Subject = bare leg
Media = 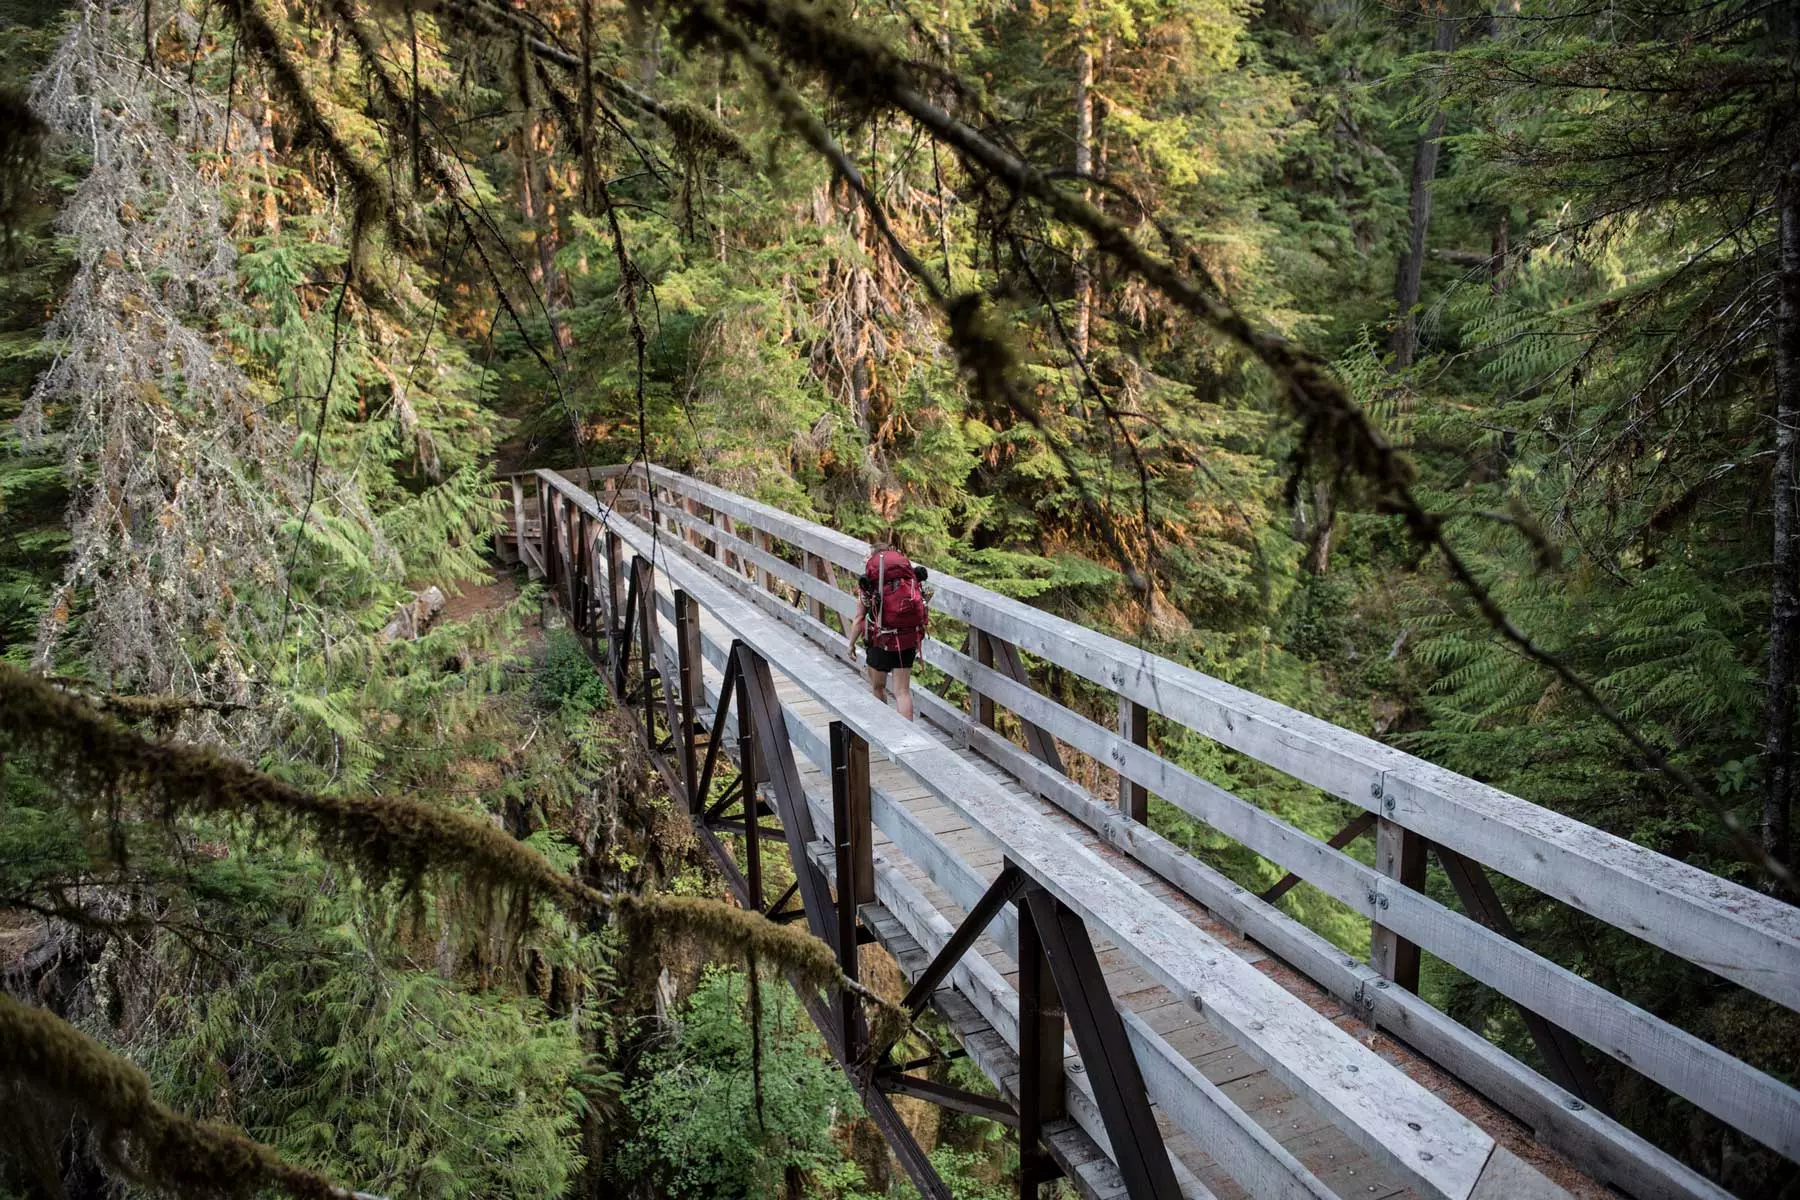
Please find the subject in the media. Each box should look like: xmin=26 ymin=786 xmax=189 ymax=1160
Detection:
xmin=866 ymin=666 xmax=889 ymax=706
xmin=891 ymin=667 xmax=915 ymax=721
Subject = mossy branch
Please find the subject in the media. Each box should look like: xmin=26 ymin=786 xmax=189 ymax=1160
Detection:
xmin=0 ymin=994 xmax=383 ymax=1200
xmin=674 ymin=0 xmax=1789 ymax=888
xmin=0 ymin=665 xmax=920 ymax=1067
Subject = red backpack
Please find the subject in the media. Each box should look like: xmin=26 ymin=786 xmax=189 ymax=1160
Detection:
xmin=863 ymin=549 xmax=928 ymax=652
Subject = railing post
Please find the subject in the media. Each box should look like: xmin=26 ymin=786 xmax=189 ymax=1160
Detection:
xmin=633 ymin=555 xmax=659 ymax=746
xmin=675 ymin=590 xmax=702 ymax=806
xmin=538 ymin=479 xmax=555 ymax=588
xmin=574 ymin=511 xmax=593 ymax=635
xmin=1371 ymin=811 xmax=1426 ymax=992
xmin=971 ymin=630 xmax=996 ymax=730
xmin=754 ymin=528 xmax=778 ymax=594
xmin=505 ymin=475 xmax=526 ymax=565
xmin=805 ymin=552 xmax=831 ymax=626
xmin=1118 ymin=696 xmax=1149 ymax=823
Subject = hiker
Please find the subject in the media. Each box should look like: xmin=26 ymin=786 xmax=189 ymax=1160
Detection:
xmin=845 ymin=537 xmax=929 ymax=721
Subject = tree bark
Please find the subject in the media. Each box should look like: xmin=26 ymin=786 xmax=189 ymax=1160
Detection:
xmin=1072 ymin=17 xmax=1095 ymax=358
xmin=518 ymin=119 xmax=568 ymax=352
xmin=1762 ymin=167 xmax=1800 ymax=884
xmin=1389 ymin=8 xmax=1457 ymax=369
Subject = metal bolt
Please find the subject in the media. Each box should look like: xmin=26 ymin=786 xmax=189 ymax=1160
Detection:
xmin=1419 ymin=1152 xmax=1434 ymax=1162
xmin=1567 ymin=1099 xmax=1586 ymax=1112
xmin=1370 ymin=780 xmax=1383 ymax=798
xmin=1383 ymin=795 xmax=1396 ymax=814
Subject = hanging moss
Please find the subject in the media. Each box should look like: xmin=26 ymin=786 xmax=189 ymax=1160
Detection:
xmin=0 ymin=995 xmax=360 ymax=1199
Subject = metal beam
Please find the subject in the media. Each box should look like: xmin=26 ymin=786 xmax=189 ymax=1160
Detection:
xmin=900 ymin=864 xmax=1027 ymax=1015
xmin=1025 ymin=886 xmax=1180 ymax=1198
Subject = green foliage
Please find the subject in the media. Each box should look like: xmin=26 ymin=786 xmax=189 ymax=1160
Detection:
xmin=139 ymin=873 xmax=596 ymax=1199
xmin=615 ymin=968 xmax=859 ymax=1199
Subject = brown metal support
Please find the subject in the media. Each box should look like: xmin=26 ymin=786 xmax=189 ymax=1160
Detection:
xmin=831 ymin=721 xmax=874 ymax=1058
xmin=675 ymin=590 xmax=701 ymax=806
xmin=901 ymin=864 xmax=1027 ymax=1015
xmin=614 ymin=565 xmax=640 ymax=697
xmin=739 ymin=648 xmax=836 ymax=942
xmin=1023 ymin=886 xmax=1179 ymax=1198
xmin=604 ymin=530 xmax=624 ymax=679
xmin=1015 ymin=876 xmax=1065 ymax=1196
xmin=1371 ymin=816 xmax=1426 ymax=993
xmin=991 ymin=638 xmax=1066 ymax=773
xmin=1433 ymin=844 xmax=1607 ymax=1107
xmin=1262 ymin=811 xmax=1377 ymax=904
xmin=561 ymin=501 xmax=579 ymax=618
xmin=972 ymin=631 xmax=997 ymax=729
xmin=632 ymin=556 xmax=662 ymax=748
xmin=877 ymin=1073 xmax=1019 ymax=1126
xmin=735 ymin=660 xmax=764 ymax=913
xmin=691 ymin=652 xmax=738 ymax=816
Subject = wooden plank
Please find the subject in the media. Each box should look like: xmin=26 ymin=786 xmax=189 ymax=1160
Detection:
xmin=1118 ymin=1007 xmax=1338 ymax=1200
xmin=633 ymin=465 xmax=1800 ymax=1016
xmin=596 ymin=503 xmax=1499 ymax=1200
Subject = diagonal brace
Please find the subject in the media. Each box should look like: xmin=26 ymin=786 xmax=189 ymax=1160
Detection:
xmin=900 ymin=864 xmax=1027 ymax=1015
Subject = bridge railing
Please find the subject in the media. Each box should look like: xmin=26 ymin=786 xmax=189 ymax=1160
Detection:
xmin=504 ymin=464 xmax=1797 ymax=1199
xmin=524 ymin=466 xmax=1534 ymax=1200
xmin=549 ymin=462 xmax=1800 ymax=1200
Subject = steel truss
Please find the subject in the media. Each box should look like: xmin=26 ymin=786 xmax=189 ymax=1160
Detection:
xmin=570 ymin=540 xmax=1180 ymax=1198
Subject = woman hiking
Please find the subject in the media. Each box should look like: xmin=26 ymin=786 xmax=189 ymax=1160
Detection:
xmin=845 ymin=536 xmax=929 ymax=721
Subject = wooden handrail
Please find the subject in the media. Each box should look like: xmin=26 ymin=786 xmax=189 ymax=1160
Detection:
xmin=622 ymin=465 xmax=1800 ymax=1018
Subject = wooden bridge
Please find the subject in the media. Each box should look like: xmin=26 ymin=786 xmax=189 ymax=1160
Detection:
xmin=499 ymin=464 xmax=1799 ymax=1200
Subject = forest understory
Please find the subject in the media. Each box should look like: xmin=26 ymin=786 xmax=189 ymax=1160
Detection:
xmin=0 ymin=0 xmax=1796 ymax=1194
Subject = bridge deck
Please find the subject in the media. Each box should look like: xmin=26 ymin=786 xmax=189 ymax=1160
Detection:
xmin=665 ymin=560 xmax=1596 ymax=1200
xmin=503 ymin=464 xmax=1799 ymax=1200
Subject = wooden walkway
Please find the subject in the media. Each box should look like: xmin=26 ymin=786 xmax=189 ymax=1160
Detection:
xmin=503 ymin=464 xmax=1800 ymax=1200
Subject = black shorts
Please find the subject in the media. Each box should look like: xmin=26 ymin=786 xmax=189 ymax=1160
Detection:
xmin=865 ymin=644 xmax=916 ymax=672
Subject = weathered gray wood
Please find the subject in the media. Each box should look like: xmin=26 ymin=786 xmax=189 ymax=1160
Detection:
xmin=631 ymin=466 xmax=1800 ymax=1016
xmin=1371 ymin=817 xmax=1425 ymax=993
xmin=594 ymin=501 xmax=1499 ymax=1200
xmin=914 ymin=621 xmax=1800 ymax=1158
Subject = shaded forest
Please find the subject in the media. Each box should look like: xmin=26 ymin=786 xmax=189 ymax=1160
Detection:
xmin=0 ymin=0 xmax=1796 ymax=1193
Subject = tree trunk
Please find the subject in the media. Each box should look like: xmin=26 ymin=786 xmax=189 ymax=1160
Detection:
xmin=518 ymin=120 xmax=568 ymax=351
xmin=1072 ymin=19 xmax=1095 ymax=359
xmin=1389 ymin=9 xmax=1457 ymax=369
xmin=1762 ymin=168 xmax=1800 ymax=884
xmin=1304 ymin=477 xmax=1334 ymax=575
